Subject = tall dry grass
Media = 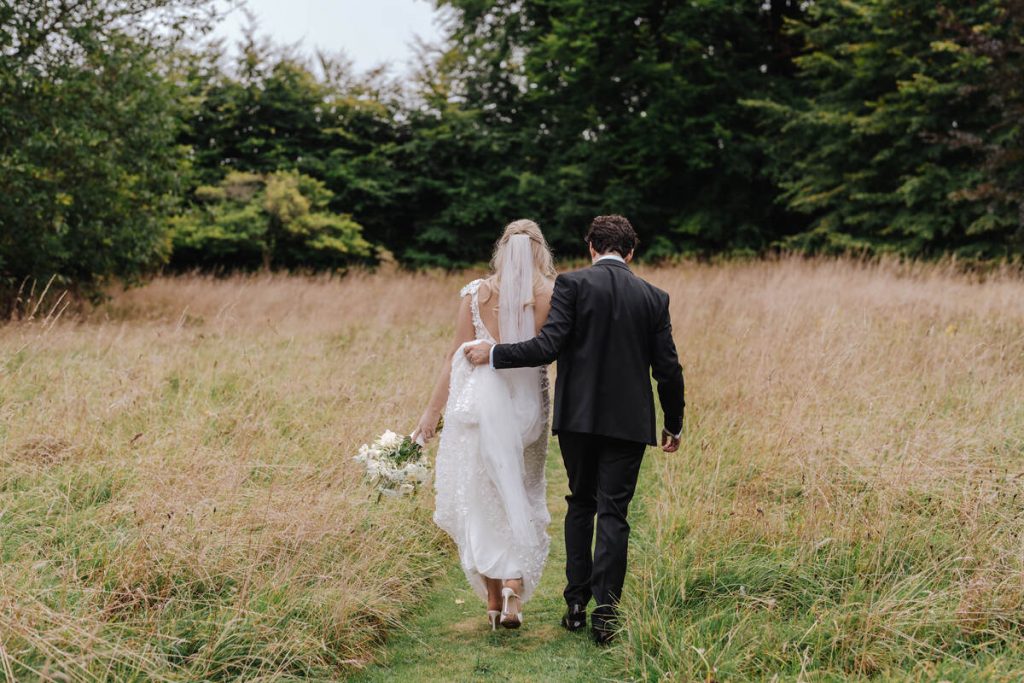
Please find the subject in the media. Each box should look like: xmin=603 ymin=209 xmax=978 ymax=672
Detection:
xmin=0 ymin=269 xmax=474 ymax=680
xmin=622 ymin=259 xmax=1024 ymax=680
xmin=2 ymin=259 xmax=1022 ymax=680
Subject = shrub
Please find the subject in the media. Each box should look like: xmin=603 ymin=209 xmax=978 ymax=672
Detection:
xmin=169 ymin=171 xmax=374 ymax=271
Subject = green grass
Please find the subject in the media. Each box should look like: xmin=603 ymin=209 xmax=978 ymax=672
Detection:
xmin=4 ymin=262 xmax=1023 ymax=681
xmin=0 ymin=273 xmax=456 ymax=681
xmin=612 ymin=262 xmax=1024 ymax=682
xmin=353 ymin=440 xmax=626 ymax=682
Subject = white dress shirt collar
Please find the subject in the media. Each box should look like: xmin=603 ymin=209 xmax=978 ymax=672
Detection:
xmin=594 ymin=253 xmax=626 ymax=264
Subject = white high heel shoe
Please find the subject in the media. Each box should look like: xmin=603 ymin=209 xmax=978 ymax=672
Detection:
xmin=487 ymin=610 xmax=501 ymax=631
xmin=500 ymin=587 xmax=523 ymax=629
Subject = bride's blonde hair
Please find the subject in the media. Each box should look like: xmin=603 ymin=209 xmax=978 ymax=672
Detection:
xmin=488 ymin=219 xmax=556 ymax=298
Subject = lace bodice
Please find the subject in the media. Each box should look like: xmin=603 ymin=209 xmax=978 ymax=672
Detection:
xmin=460 ymin=278 xmax=496 ymax=343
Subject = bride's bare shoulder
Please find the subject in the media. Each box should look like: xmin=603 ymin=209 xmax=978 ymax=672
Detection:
xmin=533 ymin=280 xmax=555 ymax=327
xmin=477 ymin=276 xmax=496 ymax=305
xmin=535 ymin=278 xmax=554 ymax=302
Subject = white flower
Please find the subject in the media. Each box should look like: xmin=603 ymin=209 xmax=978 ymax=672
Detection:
xmin=406 ymin=464 xmax=430 ymax=483
xmin=353 ymin=428 xmax=429 ymax=499
xmin=381 ymin=460 xmax=398 ymax=474
xmin=377 ymin=430 xmax=402 ymax=450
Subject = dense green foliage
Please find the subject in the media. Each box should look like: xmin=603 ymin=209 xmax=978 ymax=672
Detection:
xmin=407 ymin=0 xmax=804 ymax=260
xmin=177 ymin=0 xmax=1023 ymax=266
xmin=945 ymin=0 xmax=1024 ymax=246
xmin=748 ymin=0 xmax=1023 ymax=257
xmin=174 ymin=36 xmax=410 ymax=267
xmin=2 ymin=0 xmax=1023 ymax=304
xmin=170 ymin=170 xmax=371 ymax=270
xmin=0 ymin=1 xmax=213 ymax=311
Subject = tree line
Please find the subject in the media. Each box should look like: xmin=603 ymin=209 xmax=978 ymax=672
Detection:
xmin=2 ymin=0 xmax=1022 ymax=309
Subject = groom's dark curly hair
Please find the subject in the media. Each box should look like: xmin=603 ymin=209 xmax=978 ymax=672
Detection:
xmin=586 ymin=214 xmax=638 ymax=257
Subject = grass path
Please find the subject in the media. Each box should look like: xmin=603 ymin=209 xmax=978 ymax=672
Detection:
xmin=352 ymin=441 xmax=625 ymax=682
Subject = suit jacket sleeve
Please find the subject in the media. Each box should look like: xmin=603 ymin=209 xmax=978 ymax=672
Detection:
xmin=652 ymin=293 xmax=685 ymax=435
xmin=492 ymin=274 xmax=576 ymax=369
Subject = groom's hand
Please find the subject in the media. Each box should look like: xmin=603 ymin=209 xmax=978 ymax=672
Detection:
xmin=661 ymin=429 xmax=681 ymax=453
xmin=464 ymin=341 xmax=494 ymax=366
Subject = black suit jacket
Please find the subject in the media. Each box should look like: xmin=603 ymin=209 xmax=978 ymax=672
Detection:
xmin=492 ymin=259 xmax=685 ymax=445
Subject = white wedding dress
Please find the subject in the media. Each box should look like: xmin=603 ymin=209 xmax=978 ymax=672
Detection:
xmin=433 ymin=240 xmax=551 ymax=604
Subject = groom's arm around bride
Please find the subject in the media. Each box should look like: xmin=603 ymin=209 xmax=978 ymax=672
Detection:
xmin=465 ymin=215 xmax=684 ymax=451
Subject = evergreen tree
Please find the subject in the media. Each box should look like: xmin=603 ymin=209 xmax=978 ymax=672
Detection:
xmin=942 ymin=0 xmax=1024 ymax=251
xmin=748 ymin=0 xmax=1015 ymax=257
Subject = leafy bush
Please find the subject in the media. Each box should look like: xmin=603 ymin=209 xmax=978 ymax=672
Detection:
xmin=169 ymin=171 xmax=373 ymax=271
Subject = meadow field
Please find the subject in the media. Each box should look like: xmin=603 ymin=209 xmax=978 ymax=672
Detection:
xmin=1 ymin=258 xmax=1023 ymax=681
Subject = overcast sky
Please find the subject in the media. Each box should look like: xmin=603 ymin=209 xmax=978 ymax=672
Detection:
xmin=212 ymin=0 xmax=444 ymax=76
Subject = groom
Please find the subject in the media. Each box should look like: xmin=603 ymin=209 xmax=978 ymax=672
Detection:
xmin=465 ymin=214 xmax=685 ymax=644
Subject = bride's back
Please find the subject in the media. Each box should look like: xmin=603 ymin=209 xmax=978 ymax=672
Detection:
xmin=476 ymin=277 xmax=553 ymax=343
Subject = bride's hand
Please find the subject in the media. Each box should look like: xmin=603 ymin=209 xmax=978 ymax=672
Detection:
xmin=413 ymin=408 xmax=442 ymax=443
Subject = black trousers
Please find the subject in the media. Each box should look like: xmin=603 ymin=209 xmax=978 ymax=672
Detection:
xmin=557 ymin=431 xmax=646 ymax=627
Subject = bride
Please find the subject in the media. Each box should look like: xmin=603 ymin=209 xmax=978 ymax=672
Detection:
xmin=413 ymin=219 xmax=556 ymax=630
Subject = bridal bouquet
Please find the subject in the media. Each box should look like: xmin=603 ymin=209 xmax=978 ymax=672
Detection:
xmin=352 ymin=430 xmax=431 ymax=498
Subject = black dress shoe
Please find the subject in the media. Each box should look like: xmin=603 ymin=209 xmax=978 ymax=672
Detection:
xmin=561 ymin=603 xmax=587 ymax=632
xmin=591 ymin=624 xmax=615 ymax=646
